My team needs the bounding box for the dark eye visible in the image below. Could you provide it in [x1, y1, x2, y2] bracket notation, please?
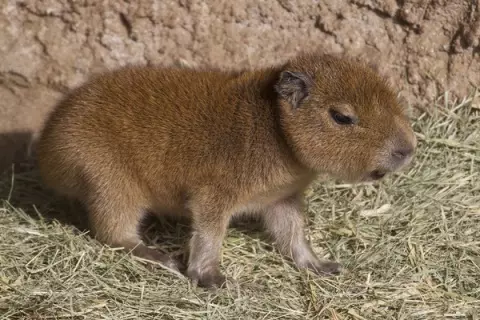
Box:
[330, 110, 355, 125]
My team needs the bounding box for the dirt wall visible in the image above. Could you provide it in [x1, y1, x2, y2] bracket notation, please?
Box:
[1, 0, 479, 171]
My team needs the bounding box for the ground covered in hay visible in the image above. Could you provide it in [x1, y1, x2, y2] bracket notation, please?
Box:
[1, 93, 479, 319]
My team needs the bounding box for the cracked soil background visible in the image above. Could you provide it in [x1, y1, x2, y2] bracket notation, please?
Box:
[1, 0, 479, 171]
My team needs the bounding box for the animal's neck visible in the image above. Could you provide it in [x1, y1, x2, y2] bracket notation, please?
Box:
[227, 68, 313, 192]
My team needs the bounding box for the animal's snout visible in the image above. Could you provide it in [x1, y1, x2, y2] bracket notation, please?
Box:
[391, 145, 414, 162]
[366, 129, 416, 182]
[390, 129, 417, 168]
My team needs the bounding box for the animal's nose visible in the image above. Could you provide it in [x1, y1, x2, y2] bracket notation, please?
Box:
[392, 146, 414, 160]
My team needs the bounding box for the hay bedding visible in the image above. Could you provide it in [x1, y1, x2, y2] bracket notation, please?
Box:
[1, 93, 479, 319]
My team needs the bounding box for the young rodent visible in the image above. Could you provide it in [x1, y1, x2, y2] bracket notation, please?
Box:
[36, 53, 416, 289]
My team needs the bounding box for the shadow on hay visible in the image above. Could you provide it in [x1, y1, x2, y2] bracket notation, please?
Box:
[0, 131, 34, 174]
[0, 131, 267, 260]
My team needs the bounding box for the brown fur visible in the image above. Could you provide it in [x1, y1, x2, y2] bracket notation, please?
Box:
[36, 53, 416, 288]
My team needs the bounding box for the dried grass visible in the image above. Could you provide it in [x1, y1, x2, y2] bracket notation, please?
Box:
[1, 91, 479, 319]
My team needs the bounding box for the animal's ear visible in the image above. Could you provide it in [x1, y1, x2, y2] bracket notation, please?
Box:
[274, 71, 313, 109]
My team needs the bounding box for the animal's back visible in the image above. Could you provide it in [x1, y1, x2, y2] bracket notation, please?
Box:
[36, 66, 279, 203]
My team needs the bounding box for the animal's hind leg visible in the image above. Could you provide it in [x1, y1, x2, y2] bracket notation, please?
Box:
[85, 188, 182, 273]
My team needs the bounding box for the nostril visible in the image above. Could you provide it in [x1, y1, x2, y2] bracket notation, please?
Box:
[392, 147, 413, 160]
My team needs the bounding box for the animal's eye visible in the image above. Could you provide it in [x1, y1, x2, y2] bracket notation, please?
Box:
[330, 110, 355, 125]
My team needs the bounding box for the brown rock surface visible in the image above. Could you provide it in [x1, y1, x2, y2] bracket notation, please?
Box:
[1, 0, 479, 171]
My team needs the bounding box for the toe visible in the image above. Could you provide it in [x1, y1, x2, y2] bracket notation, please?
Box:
[318, 260, 342, 276]
[303, 259, 343, 276]
[187, 269, 227, 290]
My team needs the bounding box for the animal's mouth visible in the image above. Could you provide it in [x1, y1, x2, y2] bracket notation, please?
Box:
[365, 154, 416, 182]
[369, 170, 387, 180]
[357, 170, 388, 183]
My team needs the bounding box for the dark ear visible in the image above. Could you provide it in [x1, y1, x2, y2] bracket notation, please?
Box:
[274, 71, 313, 109]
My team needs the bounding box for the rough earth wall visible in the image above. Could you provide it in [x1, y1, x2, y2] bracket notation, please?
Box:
[1, 0, 479, 171]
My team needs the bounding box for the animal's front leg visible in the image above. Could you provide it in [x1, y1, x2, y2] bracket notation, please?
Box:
[263, 194, 342, 276]
[186, 196, 231, 289]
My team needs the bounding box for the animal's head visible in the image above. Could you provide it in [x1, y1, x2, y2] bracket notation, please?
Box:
[275, 53, 416, 183]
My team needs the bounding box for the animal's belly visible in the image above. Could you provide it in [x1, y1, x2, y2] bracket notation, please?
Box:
[234, 176, 315, 216]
